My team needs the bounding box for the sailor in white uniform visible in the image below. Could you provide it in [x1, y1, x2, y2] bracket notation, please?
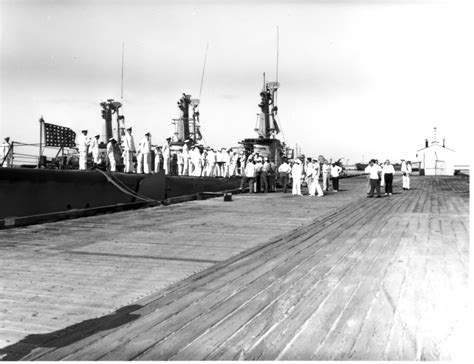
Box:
[401, 159, 412, 190]
[77, 130, 90, 170]
[191, 146, 202, 176]
[90, 134, 101, 167]
[312, 159, 324, 196]
[291, 159, 303, 196]
[137, 132, 152, 174]
[123, 127, 136, 173]
[206, 148, 217, 177]
[322, 161, 331, 191]
[182, 140, 190, 176]
[153, 146, 162, 173]
[229, 150, 238, 177]
[162, 137, 171, 175]
[305, 158, 315, 196]
[106, 138, 117, 172]
[222, 149, 231, 177]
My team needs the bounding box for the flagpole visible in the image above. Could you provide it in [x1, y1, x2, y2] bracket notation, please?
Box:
[39, 116, 43, 167]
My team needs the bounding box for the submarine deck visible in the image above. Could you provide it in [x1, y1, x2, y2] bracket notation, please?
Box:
[0, 175, 470, 360]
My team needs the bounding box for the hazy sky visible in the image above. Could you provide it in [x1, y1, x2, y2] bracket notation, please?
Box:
[1, 0, 473, 164]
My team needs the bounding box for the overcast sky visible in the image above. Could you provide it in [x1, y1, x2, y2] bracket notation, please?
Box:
[1, 0, 473, 164]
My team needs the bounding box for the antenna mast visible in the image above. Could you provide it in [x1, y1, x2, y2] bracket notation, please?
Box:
[121, 42, 125, 108]
[199, 43, 209, 100]
[275, 26, 279, 104]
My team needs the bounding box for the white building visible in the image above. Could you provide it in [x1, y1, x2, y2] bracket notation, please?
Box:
[416, 129, 455, 176]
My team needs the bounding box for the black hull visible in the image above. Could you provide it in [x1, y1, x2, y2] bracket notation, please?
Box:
[0, 168, 242, 226]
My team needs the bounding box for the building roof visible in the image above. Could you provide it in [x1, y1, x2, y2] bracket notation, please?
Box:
[417, 142, 454, 153]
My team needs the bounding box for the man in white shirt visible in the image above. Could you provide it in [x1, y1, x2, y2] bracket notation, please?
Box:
[123, 127, 136, 173]
[77, 130, 90, 170]
[260, 157, 272, 193]
[240, 158, 257, 193]
[237, 153, 246, 176]
[253, 155, 263, 192]
[365, 159, 382, 197]
[382, 159, 395, 195]
[278, 159, 291, 193]
[330, 163, 343, 192]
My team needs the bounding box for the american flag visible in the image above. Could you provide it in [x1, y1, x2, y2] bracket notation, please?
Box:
[44, 122, 76, 148]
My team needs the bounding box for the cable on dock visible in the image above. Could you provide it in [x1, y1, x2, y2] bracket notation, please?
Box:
[95, 169, 157, 203]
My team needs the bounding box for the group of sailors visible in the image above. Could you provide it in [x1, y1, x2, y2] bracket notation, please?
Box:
[240, 155, 414, 198]
[364, 159, 412, 197]
[3, 130, 415, 201]
[240, 155, 344, 196]
[76, 128, 254, 176]
[75, 129, 354, 198]
[168, 144, 245, 178]
[77, 128, 156, 173]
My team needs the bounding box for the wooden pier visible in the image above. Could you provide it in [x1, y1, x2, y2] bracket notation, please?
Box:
[0, 175, 470, 360]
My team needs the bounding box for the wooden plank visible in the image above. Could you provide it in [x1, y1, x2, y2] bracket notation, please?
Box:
[341, 183, 422, 359]
[113, 199, 390, 360]
[312, 221, 408, 360]
[16, 181, 404, 360]
[27, 192, 380, 360]
[419, 214, 470, 360]
[60, 219, 365, 358]
[272, 221, 402, 360]
[201, 199, 405, 360]
[382, 192, 433, 359]
[152, 214, 391, 360]
[175, 217, 396, 360]
[1, 176, 469, 361]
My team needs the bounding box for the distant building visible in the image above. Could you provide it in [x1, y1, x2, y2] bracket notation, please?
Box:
[416, 128, 455, 176]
